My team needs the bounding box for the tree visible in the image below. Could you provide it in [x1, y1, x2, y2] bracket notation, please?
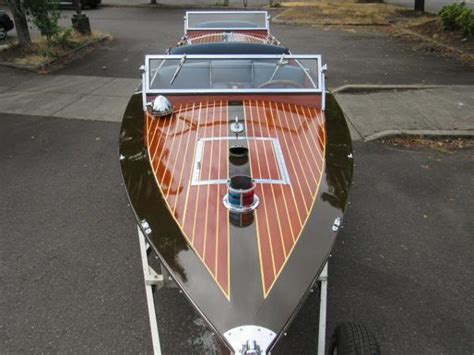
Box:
[414, 0, 425, 11]
[4, 0, 31, 45]
[24, 0, 60, 39]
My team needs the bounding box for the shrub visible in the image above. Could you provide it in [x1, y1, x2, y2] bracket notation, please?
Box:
[456, 7, 474, 36]
[24, 0, 60, 39]
[37, 28, 79, 58]
[49, 28, 76, 50]
[439, 2, 474, 36]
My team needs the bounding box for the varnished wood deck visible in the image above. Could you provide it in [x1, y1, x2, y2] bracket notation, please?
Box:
[187, 31, 269, 44]
[182, 30, 279, 46]
[145, 99, 325, 299]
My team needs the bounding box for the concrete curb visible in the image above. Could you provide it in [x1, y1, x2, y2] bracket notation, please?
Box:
[331, 85, 474, 141]
[364, 129, 474, 142]
[0, 36, 110, 73]
[331, 84, 452, 94]
[100, 3, 273, 10]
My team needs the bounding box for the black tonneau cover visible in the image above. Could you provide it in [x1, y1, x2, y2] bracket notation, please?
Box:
[169, 42, 290, 55]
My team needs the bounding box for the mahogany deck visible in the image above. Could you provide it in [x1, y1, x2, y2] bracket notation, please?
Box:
[145, 99, 325, 299]
[184, 30, 277, 46]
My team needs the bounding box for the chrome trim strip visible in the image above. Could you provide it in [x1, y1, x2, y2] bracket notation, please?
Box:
[321, 64, 327, 111]
[146, 54, 322, 60]
[147, 88, 322, 94]
[141, 70, 147, 112]
[273, 138, 291, 185]
[223, 194, 260, 213]
[144, 54, 323, 93]
[192, 139, 205, 185]
[192, 178, 289, 186]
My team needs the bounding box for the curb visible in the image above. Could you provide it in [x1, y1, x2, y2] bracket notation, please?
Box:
[0, 36, 110, 73]
[331, 85, 474, 142]
[364, 129, 474, 142]
[100, 3, 274, 10]
[331, 84, 451, 94]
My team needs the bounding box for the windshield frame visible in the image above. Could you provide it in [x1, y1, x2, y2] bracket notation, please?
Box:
[144, 54, 324, 94]
[185, 11, 270, 32]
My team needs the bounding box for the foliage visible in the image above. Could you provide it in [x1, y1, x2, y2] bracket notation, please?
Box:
[439, 2, 474, 36]
[455, 7, 474, 36]
[23, 0, 60, 39]
[39, 28, 77, 57]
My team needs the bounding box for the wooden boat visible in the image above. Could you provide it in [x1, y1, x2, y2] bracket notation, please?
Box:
[120, 11, 362, 355]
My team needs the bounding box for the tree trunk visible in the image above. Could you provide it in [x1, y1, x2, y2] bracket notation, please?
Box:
[414, 0, 425, 11]
[4, 0, 31, 45]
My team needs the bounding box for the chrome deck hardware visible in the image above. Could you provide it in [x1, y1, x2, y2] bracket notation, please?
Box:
[223, 175, 259, 213]
[148, 95, 173, 117]
[224, 326, 276, 355]
[231, 116, 244, 134]
[242, 340, 261, 355]
[332, 217, 342, 232]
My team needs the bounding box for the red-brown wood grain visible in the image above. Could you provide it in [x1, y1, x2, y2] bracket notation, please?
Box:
[145, 97, 325, 299]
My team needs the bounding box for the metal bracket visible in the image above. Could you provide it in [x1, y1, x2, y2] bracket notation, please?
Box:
[332, 217, 342, 232]
[137, 225, 162, 354]
[145, 264, 164, 287]
[242, 340, 261, 355]
[317, 263, 328, 355]
[224, 325, 276, 355]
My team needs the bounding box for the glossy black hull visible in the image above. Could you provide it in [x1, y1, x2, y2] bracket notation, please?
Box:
[119, 93, 353, 352]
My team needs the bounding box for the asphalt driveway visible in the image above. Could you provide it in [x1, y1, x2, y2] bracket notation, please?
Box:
[1, 112, 472, 354]
[48, 7, 474, 88]
[1, 5, 473, 354]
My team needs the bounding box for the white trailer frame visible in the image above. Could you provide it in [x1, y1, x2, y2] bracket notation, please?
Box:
[137, 225, 330, 355]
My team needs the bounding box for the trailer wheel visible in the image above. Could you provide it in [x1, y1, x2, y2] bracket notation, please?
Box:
[329, 322, 380, 355]
[0, 31, 6, 41]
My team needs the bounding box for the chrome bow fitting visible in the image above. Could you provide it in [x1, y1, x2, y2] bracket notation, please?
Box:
[148, 95, 173, 117]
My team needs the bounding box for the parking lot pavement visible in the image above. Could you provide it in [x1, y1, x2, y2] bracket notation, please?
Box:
[1, 112, 472, 353]
[46, 7, 474, 88]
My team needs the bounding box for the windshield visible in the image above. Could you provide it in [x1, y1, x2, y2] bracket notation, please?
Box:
[186, 11, 268, 31]
[146, 55, 321, 93]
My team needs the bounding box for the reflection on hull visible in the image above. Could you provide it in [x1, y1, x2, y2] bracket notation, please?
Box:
[119, 93, 353, 352]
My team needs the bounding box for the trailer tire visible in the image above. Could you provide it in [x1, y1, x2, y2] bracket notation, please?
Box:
[329, 322, 380, 355]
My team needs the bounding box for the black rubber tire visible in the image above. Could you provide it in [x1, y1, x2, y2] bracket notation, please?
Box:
[329, 322, 381, 355]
